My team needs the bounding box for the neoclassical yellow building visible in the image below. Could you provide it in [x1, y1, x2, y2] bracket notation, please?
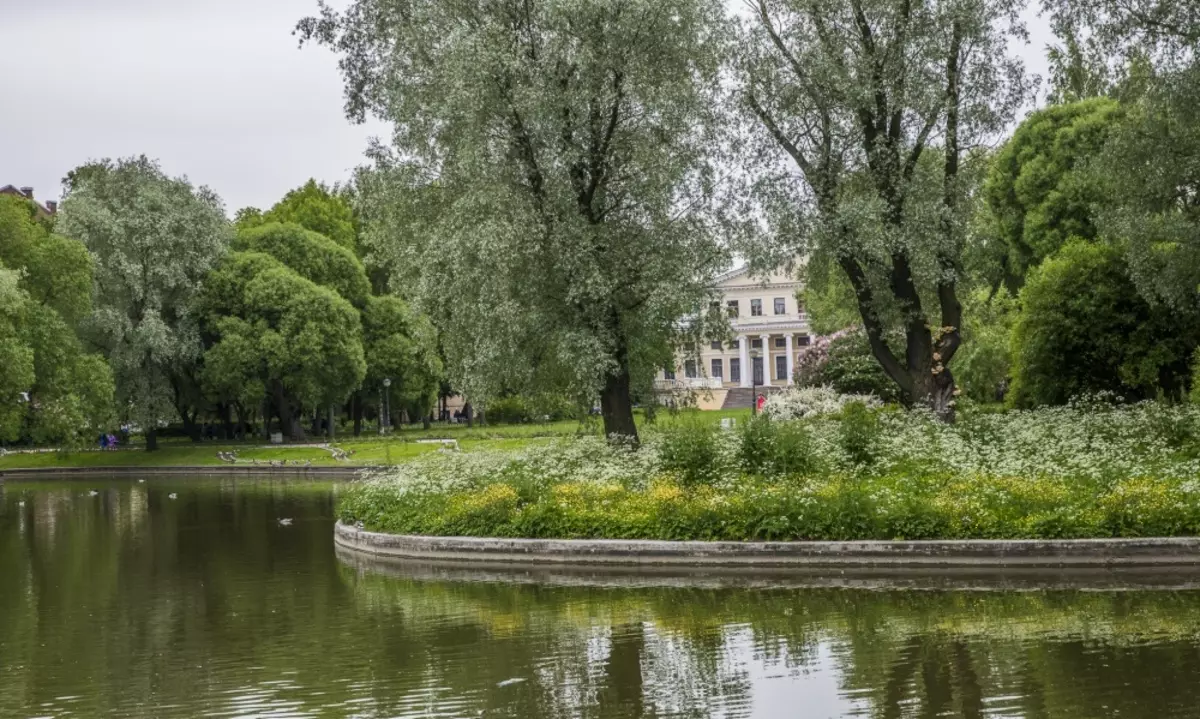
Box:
[657, 265, 812, 408]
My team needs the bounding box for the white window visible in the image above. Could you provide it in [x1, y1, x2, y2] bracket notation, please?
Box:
[710, 340, 722, 350]
[726, 300, 739, 318]
[750, 299, 763, 316]
[776, 355, 788, 380]
[711, 358, 723, 379]
[684, 360, 697, 379]
[730, 358, 741, 383]
[774, 337, 786, 348]
[663, 366, 675, 380]
[774, 297, 786, 315]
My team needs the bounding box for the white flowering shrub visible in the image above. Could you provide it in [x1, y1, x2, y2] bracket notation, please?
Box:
[762, 385, 882, 420]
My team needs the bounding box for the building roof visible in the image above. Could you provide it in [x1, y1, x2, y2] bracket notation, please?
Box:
[0, 185, 57, 216]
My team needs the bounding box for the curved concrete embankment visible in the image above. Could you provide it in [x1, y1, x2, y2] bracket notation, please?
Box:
[334, 521, 1200, 569]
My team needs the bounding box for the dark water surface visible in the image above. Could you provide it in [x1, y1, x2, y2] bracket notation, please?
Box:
[2, 478, 1200, 718]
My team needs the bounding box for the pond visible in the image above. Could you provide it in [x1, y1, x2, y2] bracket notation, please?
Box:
[2, 477, 1200, 718]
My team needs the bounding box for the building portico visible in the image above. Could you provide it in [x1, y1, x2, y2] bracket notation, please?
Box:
[656, 265, 813, 405]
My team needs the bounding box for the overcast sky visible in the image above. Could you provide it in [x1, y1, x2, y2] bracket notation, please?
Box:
[0, 0, 1053, 215]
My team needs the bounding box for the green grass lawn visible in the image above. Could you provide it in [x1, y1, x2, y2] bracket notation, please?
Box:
[0, 407, 754, 470]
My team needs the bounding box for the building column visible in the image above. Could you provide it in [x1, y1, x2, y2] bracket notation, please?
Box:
[785, 333, 795, 385]
[738, 334, 750, 388]
[759, 333, 772, 385]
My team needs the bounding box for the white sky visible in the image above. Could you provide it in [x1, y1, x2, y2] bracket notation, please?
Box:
[0, 0, 1053, 215]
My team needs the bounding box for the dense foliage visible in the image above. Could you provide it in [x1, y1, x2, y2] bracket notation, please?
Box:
[302, 0, 731, 442]
[0, 197, 115, 446]
[734, 0, 1031, 418]
[340, 400, 1200, 540]
[793, 329, 900, 402]
[1009, 241, 1198, 407]
[56, 157, 229, 449]
[983, 97, 1123, 287]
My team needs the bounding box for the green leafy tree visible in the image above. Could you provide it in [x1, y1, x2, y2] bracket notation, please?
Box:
[0, 268, 36, 442]
[241, 180, 357, 251]
[300, 0, 732, 443]
[361, 295, 442, 430]
[234, 222, 370, 307]
[1040, 4, 1200, 313]
[983, 97, 1123, 289]
[56, 156, 231, 450]
[201, 253, 367, 439]
[954, 287, 1018, 402]
[1009, 241, 1198, 407]
[0, 197, 115, 446]
[735, 0, 1031, 420]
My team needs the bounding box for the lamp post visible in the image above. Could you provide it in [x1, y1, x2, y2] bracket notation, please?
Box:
[382, 378, 392, 434]
[750, 346, 760, 415]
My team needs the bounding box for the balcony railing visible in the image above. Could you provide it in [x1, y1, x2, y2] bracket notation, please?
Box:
[654, 377, 724, 391]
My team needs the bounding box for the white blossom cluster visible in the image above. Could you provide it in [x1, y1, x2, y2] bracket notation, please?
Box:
[762, 386, 883, 421]
[352, 399, 1200, 501]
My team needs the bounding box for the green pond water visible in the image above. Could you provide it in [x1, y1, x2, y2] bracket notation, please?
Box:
[2, 478, 1200, 718]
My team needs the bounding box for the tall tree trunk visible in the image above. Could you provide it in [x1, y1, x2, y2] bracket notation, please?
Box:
[422, 412, 431, 430]
[465, 402, 473, 428]
[352, 392, 363, 437]
[145, 428, 158, 452]
[599, 366, 638, 444]
[218, 402, 234, 440]
[328, 404, 336, 440]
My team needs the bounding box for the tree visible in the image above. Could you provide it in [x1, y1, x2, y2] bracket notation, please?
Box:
[238, 179, 357, 251]
[300, 0, 731, 443]
[983, 97, 1124, 289]
[234, 222, 371, 307]
[735, 0, 1031, 420]
[56, 156, 231, 450]
[1092, 66, 1200, 314]
[0, 196, 114, 446]
[0, 268, 36, 443]
[1009, 241, 1198, 407]
[360, 295, 442, 432]
[1039, 3, 1200, 313]
[200, 253, 367, 438]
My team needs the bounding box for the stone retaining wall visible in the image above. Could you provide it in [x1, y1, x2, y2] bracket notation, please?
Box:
[334, 521, 1200, 568]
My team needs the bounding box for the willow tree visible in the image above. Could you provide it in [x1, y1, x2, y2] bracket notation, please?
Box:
[57, 157, 230, 449]
[299, 0, 730, 442]
[735, 0, 1030, 418]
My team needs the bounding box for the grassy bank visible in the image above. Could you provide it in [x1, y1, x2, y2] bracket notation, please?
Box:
[0, 409, 752, 470]
[339, 393, 1200, 541]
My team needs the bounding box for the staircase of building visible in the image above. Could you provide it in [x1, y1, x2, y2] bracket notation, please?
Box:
[721, 386, 784, 410]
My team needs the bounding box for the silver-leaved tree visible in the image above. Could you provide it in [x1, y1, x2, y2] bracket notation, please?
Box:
[58, 156, 231, 450]
[299, 0, 732, 443]
[734, 0, 1031, 419]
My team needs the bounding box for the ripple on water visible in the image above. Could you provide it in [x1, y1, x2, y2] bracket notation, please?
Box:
[2, 479, 1200, 718]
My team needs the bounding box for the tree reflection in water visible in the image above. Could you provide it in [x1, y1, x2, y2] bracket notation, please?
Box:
[2, 478, 1199, 718]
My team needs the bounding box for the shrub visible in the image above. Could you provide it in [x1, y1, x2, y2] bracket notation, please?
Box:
[658, 420, 725, 486]
[762, 385, 881, 421]
[795, 328, 900, 402]
[838, 402, 879, 465]
[737, 414, 820, 477]
[1009, 241, 1199, 407]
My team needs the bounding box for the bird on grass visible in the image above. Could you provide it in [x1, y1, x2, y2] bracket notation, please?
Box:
[168, 493, 178, 500]
[278, 518, 293, 526]
[88, 490, 99, 497]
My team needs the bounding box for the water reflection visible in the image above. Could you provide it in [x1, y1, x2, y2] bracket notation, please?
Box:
[1, 478, 1199, 718]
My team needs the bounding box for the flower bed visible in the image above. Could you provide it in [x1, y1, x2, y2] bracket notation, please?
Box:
[338, 399, 1200, 541]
